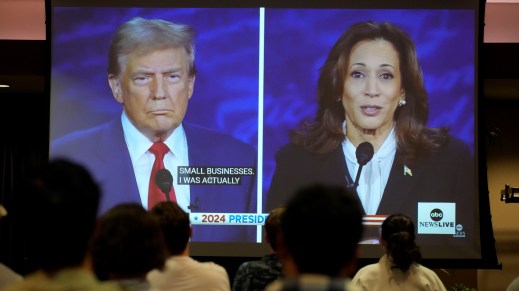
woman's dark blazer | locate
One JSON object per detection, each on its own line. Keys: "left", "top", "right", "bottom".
{"left": 266, "top": 135, "right": 475, "bottom": 246}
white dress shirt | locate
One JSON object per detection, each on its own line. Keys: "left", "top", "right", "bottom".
{"left": 121, "top": 112, "right": 191, "bottom": 212}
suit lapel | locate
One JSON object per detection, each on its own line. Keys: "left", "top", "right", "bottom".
{"left": 97, "top": 119, "right": 141, "bottom": 212}
{"left": 182, "top": 123, "right": 204, "bottom": 207}
{"left": 321, "top": 146, "right": 352, "bottom": 187}
{"left": 377, "top": 152, "right": 422, "bottom": 215}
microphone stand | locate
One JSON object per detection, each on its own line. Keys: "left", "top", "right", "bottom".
{"left": 347, "top": 141, "right": 375, "bottom": 193}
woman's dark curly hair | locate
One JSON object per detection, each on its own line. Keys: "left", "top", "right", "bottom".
{"left": 291, "top": 21, "right": 448, "bottom": 167}
{"left": 381, "top": 213, "right": 422, "bottom": 272}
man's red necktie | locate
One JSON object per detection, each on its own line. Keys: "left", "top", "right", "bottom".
{"left": 148, "top": 141, "right": 176, "bottom": 210}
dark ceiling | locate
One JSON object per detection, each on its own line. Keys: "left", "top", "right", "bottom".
{"left": 0, "top": 40, "right": 46, "bottom": 94}
{"left": 483, "top": 43, "right": 519, "bottom": 100}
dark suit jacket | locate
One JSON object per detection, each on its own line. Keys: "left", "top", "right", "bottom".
{"left": 51, "top": 118, "right": 257, "bottom": 242}
{"left": 266, "top": 136, "right": 475, "bottom": 247}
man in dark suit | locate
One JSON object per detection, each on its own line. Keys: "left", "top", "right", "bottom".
{"left": 50, "top": 17, "right": 257, "bottom": 243}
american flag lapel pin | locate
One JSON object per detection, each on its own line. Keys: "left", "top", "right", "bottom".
{"left": 404, "top": 165, "right": 413, "bottom": 176}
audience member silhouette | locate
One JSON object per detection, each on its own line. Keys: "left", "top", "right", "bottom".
{"left": 2, "top": 158, "right": 122, "bottom": 291}
{"left": 265, "top": 184, "right": 364, "bottom": 291}
{"left": 507, "top": 276, "right": 519, "bottom": 291}
{"left": 146, "top": 201, "right": 230, "bottom": 291}
{"left": 232, "top": 207, "right": 285, "bottom": 291}
{"left": 0, "top": 264, "right": 22, "bottom": 290}
{"left": 90, "top": 203, "right": 168, "bottom": 291}
{"left": 0, "top": 204, "right": 23, "bottom": 288}
{"left": 352, "top": 213, "right": 447, "bottom": 291}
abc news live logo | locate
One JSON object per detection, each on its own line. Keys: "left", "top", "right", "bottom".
{"left": 417, "top": 203, "right": 457, "bottom": 235}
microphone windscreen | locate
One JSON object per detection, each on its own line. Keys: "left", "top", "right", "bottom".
{"left": 155, "top": 168, "right": 173, "bottom": 193}
{"left": 356, "top": 141, "right": 374, "bottom": 166}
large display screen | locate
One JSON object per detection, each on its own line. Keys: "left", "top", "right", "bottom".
{"left": 47, "top": 0, "right": 488, "bottom": 264}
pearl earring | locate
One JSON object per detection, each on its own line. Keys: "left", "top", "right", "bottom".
{"left": 398, "top": 99, "right": 406, "bottom": 107}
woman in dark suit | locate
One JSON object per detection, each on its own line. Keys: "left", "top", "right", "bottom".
{"left": 266, "top": 21, "right": 474, "bottom": 246}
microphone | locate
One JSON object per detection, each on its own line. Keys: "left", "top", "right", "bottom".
{"left": 356, "top": 141, "right": 375, "bottom": 166}
{"left": 351, "top": 141, "right": 375, "bottom": 190}
{"left": 188, "top": 197, "right": 199, "bottom": 210}
{"left": 155, "top": 168, "right": 173, "bottom": 202}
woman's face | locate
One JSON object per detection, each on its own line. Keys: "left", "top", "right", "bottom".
{"left": 342, "top": 39, "right": 404, "bottom": 137}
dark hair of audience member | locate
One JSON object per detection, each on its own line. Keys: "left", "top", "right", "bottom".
{"left": 90, "top": 203, "right": 168, "bottom": 281}
{"left": 281, "top": 184, "right": 363, "bottom": 276}
{"left": 265, "top": 207, "right": 285, "bottom": 251}
{"left": 22, "top": 158, "right": 101, "bottom": 274}
{"left": 381, "top": 213, "right": 422, "bottom": 272}
{"left": 149, "top": 201, "right": 191, "bottom": 256}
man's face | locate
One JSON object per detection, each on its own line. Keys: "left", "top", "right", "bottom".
{"left": 109, "top": 47, "right": 195, "bottom": 141}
